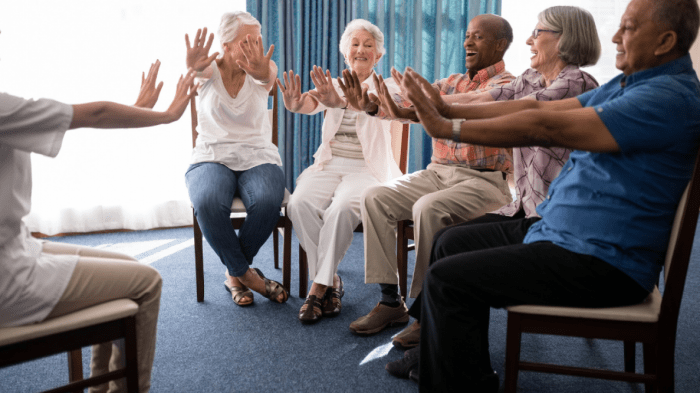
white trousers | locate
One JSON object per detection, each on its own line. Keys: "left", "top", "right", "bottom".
{"left": 288, "top": 157, "right": 380, "bottom": 287}
{"left": 361, "top": 163, "right": 512, "bottom": 297}
{"left": 44, "top": 241, "right": 162, "bottom": 393}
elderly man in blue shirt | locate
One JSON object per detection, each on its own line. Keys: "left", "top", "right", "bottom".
{"left": 395, "top": 0, "right": 700, "bottom": 391}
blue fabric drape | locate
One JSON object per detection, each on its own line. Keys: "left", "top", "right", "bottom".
{"left": 248, "top": 0, "right": 501, "bottom": 191}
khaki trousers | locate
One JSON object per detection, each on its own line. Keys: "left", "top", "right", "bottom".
{"left": 361, "top": 163, "right": 511, "bottom": 298}
{"left": 44, "top": 241, "right": 162, "bottom": 393}
{"left": 288, "top": 157, "right": 380, "bottom": 287}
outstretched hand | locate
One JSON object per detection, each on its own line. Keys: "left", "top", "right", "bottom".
{"left": 402, "top": 68, "right": 452, "bottom": 139}
{"left": 337, "top": 69, "right": 376, "bottom": 113}
{"left": 185, "top": 27, "right": 219, "bottom": 72}
{"left": 237, "top": 34, "right": 274, "bottom": 82}
{"left": 134, "top": 60, "right": 164, "bottom": 108}
{"left": 165, "top": 68, "right": 199, "bottom": 122}
{"left": 308, "top": 65, "right": 345, "bottom": 108}
{"left": 400, "top": 68, "right": 451, "bottom": 118}
{"left": 373, "top": 72, "right": 418, "bottom": 122}
{"left": 277, "top": 70, "right": 305, "bottom": 112}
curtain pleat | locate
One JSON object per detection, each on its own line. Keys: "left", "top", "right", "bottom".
{"left": 249, "top": 0, "right": 501, "bottom": 191}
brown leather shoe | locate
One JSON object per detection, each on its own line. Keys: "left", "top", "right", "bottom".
{"left": 392, "top": 320, "right": 420, "bottom": 348}
{"left": 298, "top": 295, "right": 323, "bottom": 324}
{"left": 349, "top": 301, "right": 409, "bottom": 335}
{"left": 322, "top": 275, "right": 344, "bottom": 317}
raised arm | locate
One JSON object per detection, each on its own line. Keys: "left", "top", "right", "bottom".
{"left": 237, "top": 34, "right": 276, "bottom": 91}
{"left": 402, "top": 68, "right": 619, "bottom": 153}
{"left": 134, "top": 60, "right": 164, "bottom": 108}
{"left": 185, "top": 27, "right": 219, "bottom": 79}
{"left": 277, "top": 70, "right": 320, "bottom": 114}
{"left": 70, "top": 70, "right": 197, "bottom": 129}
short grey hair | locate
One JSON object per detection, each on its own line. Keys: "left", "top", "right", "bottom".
{"left": 218, "top": 11, "right": 261, "bottom": 51}
{"left": 339, "top": 19, "right": 386, "bottom": 68}
{"left": 538, "top": 6, "right": 601, "bottom": 67}
{"left": 652, "top": 0, "right": 700, "bottom": 54}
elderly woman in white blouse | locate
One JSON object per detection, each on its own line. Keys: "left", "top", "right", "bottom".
{"left": 185, "top": 11, "right": 288, "bottom": 307}
{"left": 278, "top": 19, "right": 402, "bottom": 324}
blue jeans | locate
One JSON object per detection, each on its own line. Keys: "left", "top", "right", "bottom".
{"left": 185, "top": 162, "right": 285, "bottom": 277}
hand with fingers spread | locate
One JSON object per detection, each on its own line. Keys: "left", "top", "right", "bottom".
{"left": 401, "top": 69, "right": 452, "bottom": 139}
{"left": 337, "top": 69, "right": 377, "bottom": 113}
{"left": 308, "top": 65, "right": 345, "bottom": 108}
{"left": 374, "top": 72, "right": 418, "bottom": 122}
{"left": 237, "top": 34, "right": 274, "bottom": 82}
{"left": 134, "top": 60, "right": 164, "bottom": 108}
{"left": 185, "top": 27, "right": 220, "bottom": 72}
{"left": 401, "top": 67, "right": 452, "bottom": 118}
{"left": 277, "top": 70, "right": 306, "bottom": 112}
{"left": 165, "top": 68, "right": 199, "bottom": 123}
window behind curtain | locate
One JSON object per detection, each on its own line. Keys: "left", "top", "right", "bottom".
{"left": 0, "top": 0, "right": 244, "bottom": 235}
{"left": 502, "top": 0, "right": 627, "bottom": 85}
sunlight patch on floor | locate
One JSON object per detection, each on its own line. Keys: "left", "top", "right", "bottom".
{"left": 359, "top": 342, "right": 394, "bottom": 365}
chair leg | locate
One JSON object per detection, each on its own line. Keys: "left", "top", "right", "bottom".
{"left": 643, "top": 342, "right": 658, "bottom": 393}
{"left": 273, "top": 229, "right": 280, "bottom": 270}
{"left": 624, "top": 340, "right": 636, "bottom": 373}
{"left": 396, "top": 221, "right": 409, "bottom": 300}
{"left": 193, "top": 211, "right": 205, "bottom": 302}
{"left": 656, "top": 342, "right": 674, "bottom": 393}
{"left": 299, "top": 244, "right": 308, "bottom": 298}
{"left": 504, "top": 313, "right": 523, "bottom": 393}
{"left": 124, "top": 316, "right": 140, "bottom": 393}
{"left": 282, "top": 219, "right": 292, "bottom": 294}
{"left": 67, "top": 349, "right": 83, "bottom": 392}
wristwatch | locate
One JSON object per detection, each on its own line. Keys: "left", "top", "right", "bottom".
{"left": 452, "top": 118, "right": 464, "bottom": 142}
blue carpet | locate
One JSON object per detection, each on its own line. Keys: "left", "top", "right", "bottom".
{"left": 2, "top": 226, "right": 700, "bottom": 392}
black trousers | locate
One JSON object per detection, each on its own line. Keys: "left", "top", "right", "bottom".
{"left": 416, "top": 214, "right": 649, "bottom": 392}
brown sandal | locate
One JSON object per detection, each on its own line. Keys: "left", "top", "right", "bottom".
{"left": 322, "top": 275, "right": 344, "bottom": 317}
{"left": 224, "top": 281, "right": 254, "bottom": 307}
{"left": 298, "top": 295, "right": 323, "bottom": 324}
{"left": 253, "top": 268, "right": 289, "bottom": 304}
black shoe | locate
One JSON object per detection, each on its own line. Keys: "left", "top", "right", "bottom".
{"left": 409, "top": 367, "right": 419, "bottom": 384}
{"left": 385, "top": 346, "right": 419, "bottom": 379}
{"left": 478, "top": 371, "right": 499, "bottom": 393}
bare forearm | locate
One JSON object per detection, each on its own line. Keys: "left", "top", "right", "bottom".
{"left": 70, "top": 102, "right": 176, "bottom": 129}
{"left": 447, "top": 99, "right": 541, "bottom": 120}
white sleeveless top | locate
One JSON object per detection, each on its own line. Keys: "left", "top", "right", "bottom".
{"left": 191, "top": 61, "right": 282, "bottom": 171}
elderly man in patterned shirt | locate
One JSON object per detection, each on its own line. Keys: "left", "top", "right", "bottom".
{"left": 344, "top": 14, "right": 516, "bottom": 338}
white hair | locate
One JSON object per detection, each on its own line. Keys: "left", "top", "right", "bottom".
{"left": 339, "top": 19, "right": 386, "bottom": 68}
{"left": 218, "top": 11, "right": 261, "bottom": 51}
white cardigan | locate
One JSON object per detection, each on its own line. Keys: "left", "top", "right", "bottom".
{"left": 304, "top": 72, "right": 402, "bottom": 183}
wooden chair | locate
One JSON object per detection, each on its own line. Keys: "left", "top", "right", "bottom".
{"left": 297, "top": 121, "right": 410, "bottom": 298}
{"left": 190, "top": 89, "right": 293, "bottom": 302}
{"left": 503, "top": 149, "right": 700, "bottom": 393}
{"left": 0, "top": 299, "right": 139, "bottom": 393}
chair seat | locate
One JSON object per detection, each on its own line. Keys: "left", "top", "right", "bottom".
{"left": 506, "top": 287, "right": 660, "bottom": 323}
{"left": 0, "top": 299, "right": 139, "bottom": 347}
{"left": 230, "top": 188, "right": 290, "bottom": 213}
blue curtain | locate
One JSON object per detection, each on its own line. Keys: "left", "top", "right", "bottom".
{"left": 248, "top": 0, "right": 502, "bottom": 191}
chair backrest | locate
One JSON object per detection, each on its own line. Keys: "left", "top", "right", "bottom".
{"left": 390, "top": 121, "right": 410, "bottom": 174}
{"left": 190, "top": 88, "right": 279, "bottom": 148}
{"left": 659, "top": 148, "right": 700, "bottom": 329}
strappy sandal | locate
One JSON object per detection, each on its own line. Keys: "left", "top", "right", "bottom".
{"left": 253, "top": 268, "right": 289, "bottom": 304}
{"left": 298, "top": 295, "right": 323, "bottom": 324}
{"left": 224, "top": 281, "right": 254, "bottom": 307}
{"left": 322, "top": 275, "right": 344, "bottom": 317}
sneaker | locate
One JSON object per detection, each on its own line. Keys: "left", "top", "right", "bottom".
{"left": 392, "top": 320, "right": 420, "bottom": 348}
{"left": 385, "top": 346, "right": 420, "bottom": 379}
{"left": 349, "top": 301, "right": 409, "bottom": 335}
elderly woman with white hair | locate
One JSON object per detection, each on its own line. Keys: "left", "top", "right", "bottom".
{"left": 184, "top": 11, "right": 288, "bottom": 307}
{"left": 278, "top": 19, "right": 402, "bottom": 324}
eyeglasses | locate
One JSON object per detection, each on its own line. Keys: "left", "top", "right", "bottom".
{"left": 531, "top": 29, "right": 560, "bottom": 39}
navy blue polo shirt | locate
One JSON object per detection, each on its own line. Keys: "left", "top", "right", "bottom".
{"left": 524, "top": 55, "right": 700, "bottom": 292}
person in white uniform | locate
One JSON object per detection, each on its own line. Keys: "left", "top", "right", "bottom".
{"left": 0, "top": 56, "right": 197, "bottom": 393}
{"left": 184, "top": 12, "right": 288, "bottom": 307}
{"left": 277, "top": 19, "right": 402, "bottom": 324}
